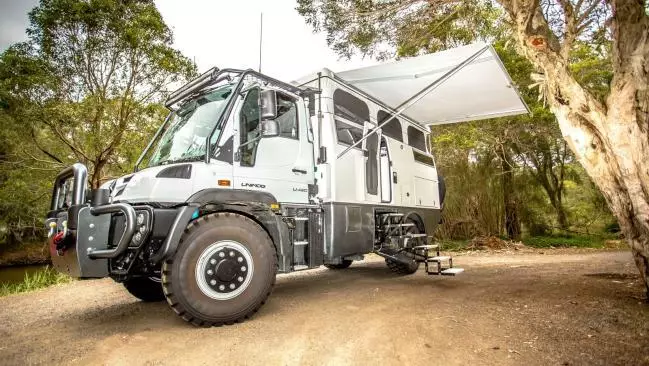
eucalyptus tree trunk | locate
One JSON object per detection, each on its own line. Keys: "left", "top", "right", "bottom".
{"left": 499, "top": 0, "right": 649, "bottom": 296}
{"left": 498, "top": 148, "right": 521, "bottom": 240}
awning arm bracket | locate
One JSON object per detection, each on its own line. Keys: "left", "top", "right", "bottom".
{"left": 336, "top": 45, "right": 490, "bottom": 160}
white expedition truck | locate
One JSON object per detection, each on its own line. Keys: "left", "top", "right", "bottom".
{"left": 45, "top": 42, "right": 528, "bottom": 326}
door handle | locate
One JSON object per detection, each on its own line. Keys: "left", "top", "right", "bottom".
{"left": 292, "top": 168, "right": 308, "bottom": 174}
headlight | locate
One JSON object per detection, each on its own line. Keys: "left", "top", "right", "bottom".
{"left": 129, "top": 209, "right": 151, "bottom": 247}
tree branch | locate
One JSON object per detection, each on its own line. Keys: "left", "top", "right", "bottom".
{"left": 30, "top": 128, "right": 63, "bottom": 164}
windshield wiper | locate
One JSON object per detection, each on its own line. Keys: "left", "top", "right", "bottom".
{"left": 160, "top": 154, "right": 205, "bottom": 165}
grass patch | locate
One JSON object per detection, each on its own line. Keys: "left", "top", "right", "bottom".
{"left": 437, "top": 239, "right": 471, "bottom": 251}
{"left": 0, "top": 266, "right": 71, "bottom": 297}
{"left": 523, "top": 234, "right": 615, "bottom": 249}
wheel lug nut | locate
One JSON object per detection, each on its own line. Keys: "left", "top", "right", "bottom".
{"left": 229, "top": 251, "right": 234, "bottom": 257}
{"left": 210, "top": 259, "right": 216, "bottom": 264}
{"left": 237, "top": 257, "right": 243, "bottom": 262}
{"left": 210, "top": 279, "right": 216, "bottom": 285}
{"left": 229, "top": 283, "right": 235, "bottom": 289}
{"left": 219, "top": 285, "right": 225, "bottom": 291}
{"left": 219, "top": 252, "right": 225, "bottom": 258}
{"left": 207, "top": 269, "right": 213, "bottom": 275}
{"left": 241, "top": 266, "right": 246, "bottom": 272}
{"left": 238, "top": 276, "right": 243, "bottom": 282}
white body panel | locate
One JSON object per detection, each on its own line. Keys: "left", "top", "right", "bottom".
{"left": 301, "top": 74, "right": 441, "bottom": 210}
{"left": 103, "top": 161, "right": 234, "bottom": 204}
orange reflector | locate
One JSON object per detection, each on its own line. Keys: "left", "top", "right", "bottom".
{"left": 218, "top": 179, "right": 231, "bottom": 186}
{"left": 270, "top": 203, "right": 280, "bottom": 210}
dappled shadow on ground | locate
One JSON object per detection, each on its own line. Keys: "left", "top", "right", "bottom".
{"left": 584, "top": 272, "right": 640, "bottom": 280}
{"left": 1, "top": 251, "right": 648, "bottom": 365}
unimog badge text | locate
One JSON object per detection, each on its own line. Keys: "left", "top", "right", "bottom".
{"left": 241, "top": 182, "right": 266, "bottom": 189}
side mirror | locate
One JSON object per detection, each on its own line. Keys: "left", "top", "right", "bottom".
{"left": 260, "top": 90, "right": 277, "bottom": 121}
{"left": 261, "top": 119, "right": 279, "bottom": 137}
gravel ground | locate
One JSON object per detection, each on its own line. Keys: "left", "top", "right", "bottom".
{"left": 0, "top": 249, "right": 647, "bottom": 366}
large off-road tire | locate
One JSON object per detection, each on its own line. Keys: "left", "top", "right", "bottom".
{"left": 123, "top": 276, "right": 166, "bottom": 302}
{"left": 385, "top": 255, "right": 419, "bottom": 275}
{"left": 385, "top": 216, "right": 422, "bottom": 275}
{"left": 162, "top": 212, "right": 277, "bottom": 327}
{"left": 324, "top": 259, "right": 353, "bottom": 270}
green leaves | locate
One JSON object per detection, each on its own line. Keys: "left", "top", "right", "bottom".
{"left": 0, "top": 0, "right": 196, "bottom": 246}
{"left": 2, "top": 0, "right": 197, "bottom": 188}
{"left": 297, "top": 0, "right": 502, "bottom": 60}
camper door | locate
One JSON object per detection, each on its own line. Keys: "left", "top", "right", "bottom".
{"left": 362, "top": 122, "right": 381, "bottom": 203}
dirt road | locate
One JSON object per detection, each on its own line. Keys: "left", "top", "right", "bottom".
{"left": 0, "top": 249, "right": 647, "bottom": 365}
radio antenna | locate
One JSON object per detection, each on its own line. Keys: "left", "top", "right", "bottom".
{"left": 258, "top": 13, "right": 263, "bottom": 72}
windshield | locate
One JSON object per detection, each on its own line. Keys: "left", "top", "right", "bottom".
{"left": 148, "top": 86, "right": 233, "bottom": 167}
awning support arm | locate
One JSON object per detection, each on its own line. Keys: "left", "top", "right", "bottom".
{"left": 336, "top": 45, "right": 490, "bottom": 159}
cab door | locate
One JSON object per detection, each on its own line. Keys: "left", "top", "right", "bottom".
{"left": 233, "top": 88, "right": 314, "bottom": 203}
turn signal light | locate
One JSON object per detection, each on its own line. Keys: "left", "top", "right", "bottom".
{"left": 218, "top": 179, "right": 231, "bottom": 186}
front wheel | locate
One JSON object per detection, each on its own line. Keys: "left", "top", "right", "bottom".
{"left": 162, "top": 212, "right": 277, "bottom": 327}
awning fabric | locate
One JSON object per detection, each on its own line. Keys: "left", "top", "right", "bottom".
{"left": 335, "top": 42, "right": 529, "bottom": 127}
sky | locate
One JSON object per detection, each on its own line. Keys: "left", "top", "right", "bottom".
{"left": 0, "top": 0, "right": 379, "bottom": 82}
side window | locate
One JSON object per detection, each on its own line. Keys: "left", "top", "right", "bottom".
{"left": 276, "top": 93, "right": 298, "bottom": 139}
{"left": 333, "top": 89, "right": 369, "bottom": 126}
{"left": 239, "top": 88, "right": 260, "bottom": 167}
{"left": 213, "top": 119, "right": 234, "bottom": 165}
{"left": 407, "top": 126, "right": 427, "bottom": 152}
{"left": 413, "top": 150, "right": 435, "bottom": 167}
{"left": 378, "top": 110, "right": 403, "bottom": 142}
{"left": 335, "top": 119, "right": 363, "bottom": 148}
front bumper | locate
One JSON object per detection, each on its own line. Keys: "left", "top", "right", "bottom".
{"left": 45, "top": 164, "right": 184, "bottom": 278}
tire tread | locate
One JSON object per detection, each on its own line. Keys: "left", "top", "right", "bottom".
{"left": 162, "top": 212, "right": 277, "bottom": 327}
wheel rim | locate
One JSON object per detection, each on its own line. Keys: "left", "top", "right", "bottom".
{"left": 195, "top": 240, "right": 254, "bottom": 300}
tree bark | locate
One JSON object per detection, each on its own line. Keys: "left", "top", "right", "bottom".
{"left": 90, "top": 159, "right": 107, "bottom": 189}
{"left": 555, "top": 203, "right": 568, "bottom": 230}
{"left": 498, "top": 0, "right": 649, "bottom": 296}
{"left": 499, "top": 148, "right": 521, "bottom": 240}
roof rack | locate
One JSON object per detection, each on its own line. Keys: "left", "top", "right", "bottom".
{"left": 165, "top": 68, "right": 306, "bottom": 109}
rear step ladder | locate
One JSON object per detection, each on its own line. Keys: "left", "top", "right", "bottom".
{"left": 415, "top": 240, "right": 464, "bottom": 276}
{"left": 377, "top": 211, "right": 464, "bottom": 277}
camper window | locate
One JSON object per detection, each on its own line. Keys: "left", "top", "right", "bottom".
{"left": 407, "top": 126, "right": 427, "bottom": 152}
{"left": 377, "top": 110, "right": 403, "bottom": 142}
{"left": 335, "top": 119, "right": 363, "bottom": 148}
{"left": 413, "top": 150, "right": 435, "bottom": 167}
{"left": 333, "top": 89, "right": 369, "bottom": 125}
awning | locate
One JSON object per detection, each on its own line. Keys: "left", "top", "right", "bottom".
{"left": 335, "top": 42, "right": 529, "bottom": 127}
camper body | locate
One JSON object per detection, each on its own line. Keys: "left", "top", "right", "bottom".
{"left": 45, "top": 43, "right": 527, "bottom": 326}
